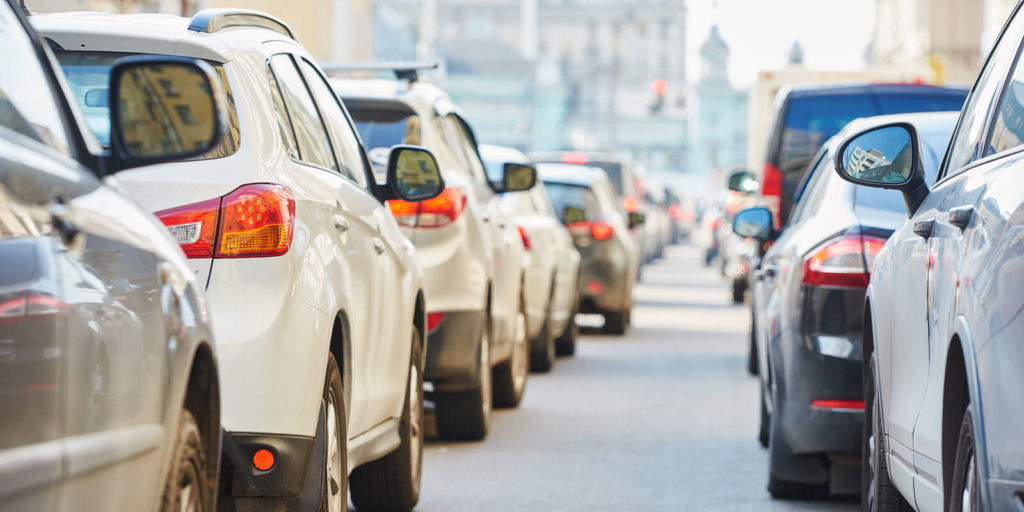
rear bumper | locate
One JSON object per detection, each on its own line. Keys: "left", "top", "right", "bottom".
{"left": 577, "top": 241, "right": 633, "bottom": 314}
{"left": 222, "top": 431, "right": 314, "bottom": 498}
{"left": 424, "top": 310, "right": 485, "bottom": 392}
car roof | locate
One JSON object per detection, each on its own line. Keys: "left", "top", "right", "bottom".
{"left": 331, "top": 77, "right": 462, "bottom": 117}
{"left": 479, "top": 144, "right": 529, "bottom": 165}
{"left": 32, "top": 10, "right": 297, "bottom": 63}
{"left": 536, "top": 162, "right": 609, "bottom": 186}
{"left": 784, "top": 83, "right": 969, "bottom": 99}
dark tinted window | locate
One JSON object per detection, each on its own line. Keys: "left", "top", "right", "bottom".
{"left": 874, "top": 93, "right": 967, "bottom": 115}
{"left": 55, "top": 51, "right": 240, "bottom": 158}
{"left": 350, "top": 108, "right": 421, "bottom": 157}
{"left": 779, "top": 95, "right": 877, "bottom": 181}
{"left": 854, "top": 130, "right": 951, "bottom": 211}
{"left": 269, "top": 54, "right": 337, "bottom": 171}
{"left": 544, "top": 182, "right": 602, "bottom": 220}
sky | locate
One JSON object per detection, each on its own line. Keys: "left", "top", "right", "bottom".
{"left": 685, "top": 0, "right": 877, "bottom": 87}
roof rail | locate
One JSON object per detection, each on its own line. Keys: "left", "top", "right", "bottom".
{"left": 188, "top": 9, "right": 296, "bottom": 40}
{"left": 320, "top": 61, "right": 439, "bottom": 81}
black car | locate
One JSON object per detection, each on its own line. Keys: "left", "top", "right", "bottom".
{"left": 0, "top": 1, "right": 224, "bottom": 508}
{"left": 759, "top": 84, "right": 968, "bottom": 228}
{"left": 733, "top": 111, "right": 959, "bottom": 499}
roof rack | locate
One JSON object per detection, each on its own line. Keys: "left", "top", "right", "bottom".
{"left": 320, "top": 61, "right": 439, "bottom": 82}
{"left": 188, "top": 9, "right": 296, "bottom": 40}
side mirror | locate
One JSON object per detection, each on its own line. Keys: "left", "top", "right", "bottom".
{"left": 728, "top": 170, "right": 759, "bottom": 194}
{"left": 492, "top": 163, "right": 537, "bottom": 193}
{"left": 628, "top": 212, "right": 646, "bottom": 228}
{"left": 562, "top": 206, "right": 586, "bottom": 224}
{"left": 386, "top": 145, "right": 445, "bottom": 201}
{"left": 732, "top": 207, "right": 773, "bottom": 241}
{"left": 109, "top": 56, "right": 226, "bottom": 169}
{"left": 834, "top": 122, "right": 928, "bottom": 215}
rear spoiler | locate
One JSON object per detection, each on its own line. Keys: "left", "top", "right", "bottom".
{"left": 320, "top": 61, "right": 439, "bottom": 81}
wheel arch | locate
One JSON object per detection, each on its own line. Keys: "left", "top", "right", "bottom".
{"left": 941, "top": 318, "right": 987, "bottom": 508}
{"left": 329, "top": 310, "right": 354, "bottom": 426}
{"left": 414, "top": 290, "right": 426, "bottom": 351}
{"left": 183, "top": 341, "right": 220, "bottom": 485}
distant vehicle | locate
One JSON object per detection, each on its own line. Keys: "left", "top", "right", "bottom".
{"left": 38, "top": 11, "right": 446, "bottom": 511}
{"left": 480, "top": 145, "right": 582, "bottom": 369}
{"left": 538, "top": 163, "right": 641, "bottom": 335}
{"left": 334, "top": 67, "right": 535, "bottom": 437}
{"left": 1, "top": 1, "right": 221, "bottom": 509}
{"left": 735, "top": 111, "right": 958, "bottom": 500}
{"left": 759, "top": 83, "right": 968, "bottom": 227}
{"left": 833, "top": 5, "right": 1024, "bottom": 509}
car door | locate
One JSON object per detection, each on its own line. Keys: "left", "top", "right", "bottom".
{"left": 267, "top": 53, "right": 387, "bottom": 435}
{"left": 298, "top": 57, "right": 412, "bottom": 417}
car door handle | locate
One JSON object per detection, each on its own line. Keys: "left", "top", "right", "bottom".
{"left": 373, "top": 238, "right": 386, "bottom": 255}
{"left": 332, "top": 215, "right": 351, "bottom": 234}
{"left": 913, "top": 218, "right": 935, "bottom": 238}
{"left": 948, "top": 206, "right": 974, "bottom": 231}
{"left": 755, "top": 266, "right": 776, "bottom": 280}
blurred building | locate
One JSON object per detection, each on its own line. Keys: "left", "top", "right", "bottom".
{"left": 871, "top": 0, "right": 1015, "bottom": 86}
{"left": 24, "top": 0, "right": 374, "bottom": 61}
{"left": 688, "top": 25, "right": 746, "bottom": 185}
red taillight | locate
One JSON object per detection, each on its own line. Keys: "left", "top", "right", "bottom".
{"left": 762, "top": 162, "right": 783, "bottom": 228}
{"left": 0, "top": 295, "right": 63, "bottom": 322}
{"left": 156, "top": 198, "right": 221, "bottom": 258}
{"left": 561, "top": 152, "right": 589, "bottom": 165}
{"left": 811, "top": 399, "right": 865, "bottom": 411}
{"left": 156, "top": 184, "right": 296, "bottom": 259}
{"left": 668, "top": 204, "right": 683, "bottom": 220}
{"left": 426, "top": 312, "right": 445, "bottom": 332}
{"left": 389, "top": 187, "right": 466, "bottom": 228}
{"left": 623, "top": 196, "right": 639, "bottom": 213}
{"left": 567, "top": 220, "right": 615, "bottom": 241}
{"left": 517, "top": 226, "right": 532, "bottom": 250}
{"left": 802, "top": 234, "right": 887, "bottom": 289}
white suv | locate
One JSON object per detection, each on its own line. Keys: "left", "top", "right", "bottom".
{"left": 37, "top": 10, "right": 443, "bottom": 511}
{"left": 333, "top": 69, "right": 536, "bottom": 436}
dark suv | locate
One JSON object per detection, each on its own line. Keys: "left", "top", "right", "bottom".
{"left": 760, "top": 84, "right": 968, "bottom": 227}
{"left": 0, "top": 1, "right": 224, "bottom": 509}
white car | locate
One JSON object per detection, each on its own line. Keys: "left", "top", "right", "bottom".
{"left": 480, "top": 144, "right": 582, "bottom": 369}
{"left": 38, "top": 10, "right": 444, "bottom": 511}
{"left": 334, "top": 69, "right": 536, "bottom": 431}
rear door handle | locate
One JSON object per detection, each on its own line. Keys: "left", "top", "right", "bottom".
{"left": 332, "top": 215, "right": 351, "bottom": 234}
{"left": 948, "top": 206, "right": 974, "bottom": 231}
{"left": 913, "top": 218, "right": 935, "bottom": 238}
{"left": 373, "top": 238, "right": 385, "bottom": 255}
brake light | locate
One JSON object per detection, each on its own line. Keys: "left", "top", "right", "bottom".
{"left": 517, "top": 226, "right": 532, "bottom": 250}
{"left": 156, "top": 184, "right": 295, "bottom": 259}
{"left": 157, "top": 198, "right": 221, "bottom": 258}
{"left": 762, "top": 162, "right": 782, "bottom": 228}
{"left": 0, "top": 295, "right": 63, "bottom": 324}
{"left": 426, "top": 312, "right": 445, "bottom": 332}
{"left": 389, "top": 187, "right": 466, "bottom": 228}
{"left": 561, "top": 152, "right": 589, "bottom": 165}
{"left": 802, "top": 234, "right": 887, "bottom": 289}
{"left": 623, "top": 196, "right": 639, "bottom": 213}
{"left": 668, "top": 204, "right": 683, "bottom": 220}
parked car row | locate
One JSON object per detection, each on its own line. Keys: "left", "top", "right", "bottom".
{"left": 732, "top": 3, "right": 1024, "bottom": 510}
{"left": 0, "top": 5, "right": 612, "bottom": 511}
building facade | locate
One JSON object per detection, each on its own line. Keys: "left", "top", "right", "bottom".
{"left": 688, "top": 25, "right": 747, "bottom": 186}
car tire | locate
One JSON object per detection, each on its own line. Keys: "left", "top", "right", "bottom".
{"left": 529, "top": 295, "right": 556, "bottom": 373}
{"left": 160, "top": 409, "right": 214, "bottom": 512}
{"left": 732, "top": 279, "right": 746, "bottom": 304}
{"left": 493, "top": 301, "right": 529, "bottom": 408}
{"left": 434, "top": 324, "right": 491, "bottom": 441}
{"left": 350, "top": 330, "right": 424, "bottom": 511}
{"left": 747, "top": 315, "right": 759, "bottom": 376}
{"left": 949, "top": 410, "right": 981, "bottom": 512}
{"left": 758, "top": 381, "right": 769, "bottom": 448}
{"left": 555, "top": 304, "right": 578, "bottom": 357}
{"left": 862, "top": 352, "right": 913, "bottom": 512}
{"left": 320, "top": 354, "right": 347, "bottom": 512}
{"left": 603, "top": 310, "right": 628, "bottom": 335}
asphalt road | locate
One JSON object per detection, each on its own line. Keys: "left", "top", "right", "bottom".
{"left": 415, "top": 243, "right": 859, "bottom": 511}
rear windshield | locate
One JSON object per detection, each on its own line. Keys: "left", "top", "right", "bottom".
{"left": 53, "top": 51, "right": 240, "bottom": 158}
{"left": 854, "top": 130, "right": 952, "bottom": 212}
{"left": 349, "top": 108, "right": 421, "bottom": 151}
{"left": 544, "top": 182, "right": 601, "bottom": 220}
{"left": 0, "top": 243, "right": 39, "bottom": 287}
{"left": 534, "top": 157, "right": 632, "bottom": 197}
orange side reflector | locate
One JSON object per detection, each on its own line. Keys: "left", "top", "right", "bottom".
{"left": 253, "top": 449, "right": 274, "bottom": 471}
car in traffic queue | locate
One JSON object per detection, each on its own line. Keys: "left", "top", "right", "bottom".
{"left": 480, "top": 144, "right": 582, "bottom": 370}
{"left": 833, "top": 4, "right": 1024, "bottom": 509}
{"left": 759, "top": 83, "right": 969, "bottom": 229}
{"left": 537, "top": 163, "right": 641, "bottom": 335}
{"left": 0, "top": 1, "right": 223, "bottom": 509}
{"left": 331, "top": 65, "right": 536, "bottom": 433}
{"left": 733, "top": 111, "right": 960, "bottom": 500}
{"left": 37, "top": 11, "right": 446, "bottom": 511}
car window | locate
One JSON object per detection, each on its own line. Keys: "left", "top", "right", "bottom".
{"left": 55, "top": 50, "right": 240, "bottom": 159}
{"left": 350, "top": 108, "right": 421, "bottom": 150}
{"left": 787, "top": 149, "right": 831, "bottom": 226}
{"left": 441, "top": 115, "right": 488, "bottom": 183}
{"left": 779, "top": 95, "right": 877, "bottom": 185}
{"left": 0, "top": 6, "right": 71, "bottom": 156}
{"left": 298, "top": 59, "right": 371, "bottom": 190}
{"left": 944, "top": 11, "right": 1024, "bottom": 175}
{"left": 986, "top": 50, "right": 1024, "bottom": 156}
{"left": 544, "top": 182, "right": 601, "bottom": 220}
{"left": 791, "top": 150, "right": 828, "bottom": 208}
{"left": 268, "top": 54, "right": 338, "bottom": 172}
{"left": 265, "top": 64, "right": 299, "bottom": 160}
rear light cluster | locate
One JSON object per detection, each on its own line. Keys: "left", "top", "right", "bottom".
{"left": 0, "top": 295, "right": 63, "bottom": 322}
{"left": 156, "top": 184, "right": 295, "bottom": 259}
{"left": 389, "top": 187, "right": 466, "bottom": 228}
{"left": 517, "top": 226, "right": 532, "bottom": 250}
{"left": 761, "top": 162, "right": 783, "bottom": 229}
{"left": 567, "top": 220, "right": 614, "bottom": 241}
{"left": 801, "top": 234, "right": 887, "bottom": 289}
{"left": 623, "top": 196, "right": 639, "bottom": 214}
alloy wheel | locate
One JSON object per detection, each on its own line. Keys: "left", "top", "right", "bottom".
{"left": 409, "top": 355, "right": 423, "bottom": 496}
